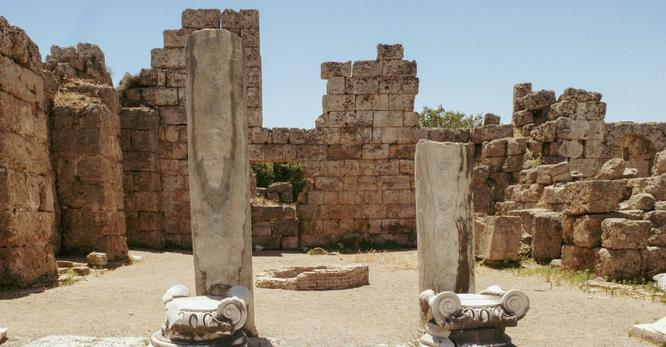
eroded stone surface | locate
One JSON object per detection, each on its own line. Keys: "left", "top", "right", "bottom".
{"left": 186, "top": 29, "right": 255, "bottom": 334}
{"left": 256, "top": 265, "right": 369, "bottom": 290}
{"left": 415, "top": 140, "right": 474, "bottom": 296}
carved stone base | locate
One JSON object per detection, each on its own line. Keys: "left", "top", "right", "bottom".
{"left": 151, "top": 330, "right": 247, "bottom": 347}
{"left": 449, "top": 328, "right": 514, "bottom": 347}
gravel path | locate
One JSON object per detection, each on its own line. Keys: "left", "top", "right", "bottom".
{"left": 0, "top": 250, "right": 663, "bottom": 346}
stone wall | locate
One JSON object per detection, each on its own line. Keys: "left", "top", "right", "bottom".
{"left": 46, "top": 44, "right": 127, "bottom": 261}
{"left": 119, "top": 9, "right": 261, "bottom": 248}
{"left": 0, "top": 17, "right": 58, "bottom": 286}
{"left": 120, "top": 107, "right": 162, "bottom": 248}
{"left": 252, "top": 203, "right": 298, "bottom": 250}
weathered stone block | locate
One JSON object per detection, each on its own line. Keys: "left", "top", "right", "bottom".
{"left": 531, "top": 211, "right": 562, "bottom": 262}
{"left": 321, "top": 61, "right": 351, "bottom": 79}
{"left": 181, "top": 9, "right": 221, "bottom": 29}
{"left": 561, "top": 245, "right": 597, "bottom": 271}
{"left": 353, "top": 60, "right": 381, "bottom": 77}
{"left": 518, "top": 90, "right": 556, "bottom": 111}
{"left": 382, "top": 60, "right": 417, "bottom": 76}
{"left": 563, "top": 180, "right": 629, "bottom": 215}
{"left": 595, "top": 248, "right": 642, "bottom": 279}
{"left": 477, "top": 216, "right": 522, "bottom": 261}
{"left": 377, "top": 44, "right": 404, "bottom": 60}
{"left": 600, "top": 218, "right": 650, "bottom": 249}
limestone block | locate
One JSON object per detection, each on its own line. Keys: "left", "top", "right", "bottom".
{"left": 600, "top": 218, "right": 650, "bottom": 249}
{"left": 388, "top": 94, "right": 415, "bottom": 111}
{"left": 506, "top": 137, "right": 527, "bottom": 155}
{"left": 377, "top": 44, "right": 404, "bottom": 60}
{"left": 619, "top": 193, "right": 656, "bottom": 211}
{"left": 531, "top": 211, "right": 562, "bottom": 262}
{"left": 562, "top": 180, "right": 629, "bottom": 215}
{"left": 86, "top": 252, "right": 108, "bottom": 268}
{"left": 559, "top": 88, "right": 602, "bottom": 102}
{"left": 561, "top": 245, "right": 597, "bottom": 271}
{"left": 481, "top": 139, "right": 507, "bottom": 157}
{"left": 142, "top": 87, "right": 178, "bottom": 106}
{"left": 151, "top": 48, "right": 185, "bottom": 69}
{"left": 163, "top": 29, "right": 196, "bottom": 48}
{"left": 481, "top": 124, "right": 513, "bottom": 141}
{"left": 382, "top": 60, "right": 417, "bottom": 76}
{"left": 512, "top": 82, "right": 532, "bottom": 111}
{"left": 477, "top": 216, "right": 522, "bottom": 261}
{"left": 628, "top": 175, "right": 666, "bottom": 201}
{"left": 595, "top": 248, "right": 642, "bottom": 279}
{"left": 512, "top": 110, "right": 534, "bottom": 128}
{"left": 557, "top": 140, "right": 584, "bottom": 158}
{"left": 594, "top": 158, "right": 625, "bottom": 180}
{"left": 518, "top": 90, "right": 556, "bottom": 111}
{"left": 353, "top": 60, "right": 382, "bottom": 77}
{"left": 356, "top": 93, "right": 387, "bottom": 111}
{"left": 325, "top": 77, "right": 346, "bottom": 95}
{"left": 572, "top": 214, "right": 607, "bottom": 248}
{"left": 181, "top": 9, "right": 221, "bottom": 29}
{"left": 572, "top": 102, "right": 606, "bottom": 120}
{"left": 529, "top": 121, "right": 557, "bottom": 142}
{"left": 346, "top": 77, "right": 379, "bottom": 94}
{"left": 185, "top": 29, "right": 254, "bottom": 334}
{"left": 415, "top": 140, "right": 474, "bottom": 297}
{"left": 540, "top": 184, "right": 567, "bottom": 205}
{"left": 653, "top": 150, "right": 666, "bottom": 175}
{"left": 646, "top": 247, "right": 666, "bottom": 277}
{"left": 482, "top": 113, "right": 500, "bottom": 126}
{"left": 506, "top": 184, "right": 543, "bottom": 203}
{"left": 321, "top": 62, "right": 352, "bottom": 80}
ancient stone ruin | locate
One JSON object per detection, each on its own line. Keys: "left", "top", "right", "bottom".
{"left": 0, "top": 7, "right": 665, "bottom": 290}
{"left": 256, "top": 265, "right": 369, "bottom": 291}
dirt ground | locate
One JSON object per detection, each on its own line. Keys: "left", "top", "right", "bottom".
{"left": 0, "top": 250, "right": 663, "bottom": 347}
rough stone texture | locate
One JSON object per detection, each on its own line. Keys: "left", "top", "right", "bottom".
{"left": 256, "top": 265, "right": 369, "bottom": 290}
{"left": 120, "top": 107, "right": 163, "bottom": 248}
{"left": 185, "top": 29, "right": 255, "bottom": 335}
{"left": 530, "top": 211, "right": 562, "bottom": 262}
{"left": 116, "top": 9, "right": 262, "bottom": 249}
{"left": 600, "top": 218, "right": 650, "bottom": 249}
{"left": 251, "top": 204, "right": 297, "bottom": 250}
{"left": 23, "top": 336, "right": 148, "bottom": 347}
{"left": 0, "top": 17, "right": 58, "bottom": 287}
{"left": 594, "top": 158, "right": 625, "bottom": 180}
{"left": 646, "top": 246, "right": 666, "bottom": 277}
{"left": 595, "top": 248, "right": 643, "bottom": 279}
{"left": 477, "top": 216, "right": 522, "bottom": 261}
{"left": 562, "top": 180, "right": 629, "bottom": 215}
{"left": 47, "top": 45, "right": 127, "bottom": 262}
{"left": 561, "top": 245, "right": 597, "bottom": 271}
{"left": 619, "top": 192, "right": 656, "bottom": 211}
{"left": 653, "top": 150, "right": 666, "bottom": 175}
{"left": 415, "top": 140, "right": 474, "bottom": 295}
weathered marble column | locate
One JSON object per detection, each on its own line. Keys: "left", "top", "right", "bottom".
{"left": 186, "top": 29, "right": 255, "bottom": 336}
{"left": 415, "top": 140, "right": 475, "bottom": 301}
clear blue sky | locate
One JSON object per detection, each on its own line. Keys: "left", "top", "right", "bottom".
{"left": 2, "top": 1, "right": 664, "bottom": 127}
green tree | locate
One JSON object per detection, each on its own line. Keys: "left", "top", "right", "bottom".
{"left": 251, "top": 162, "right": 306, "bottom": 199}
{"left": 418, "top": 104, "right": 482, "bottom": 129}
{"left": 251, "top": 162, "right": 274, "bottom": 187}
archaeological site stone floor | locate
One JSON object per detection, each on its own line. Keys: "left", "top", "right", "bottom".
{"left": 0, "top": 250, "right": 663, "bottom": 347}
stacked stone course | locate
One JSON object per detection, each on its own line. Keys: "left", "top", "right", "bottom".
{"left": 46, "top": 44, "right": 127, "bottom": 261}
{"left": 119, "top": 9, "right": 261, "bottom": 248}
{"left": 0, "top": 17, "right": 58, "bottom": 286}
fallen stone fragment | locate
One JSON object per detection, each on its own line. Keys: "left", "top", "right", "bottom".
{"left": 0, "top": 326, "right": 6, "bottom": 342}
{"left": 518, "top": 90, "right": 556, "bottom": 111}
{"left": 563, "top": 180, "right": 629, "bottom": 215}
{"left": 594, "top": 158, "right": 625, "bottom": 180}
{"left": 623, "top": 167, "right": 638, "bottom": 178}
{"left": 629, "top": 317, "right": 666, "bottom": 345}
{"left": 619, "top": 193, "right": 656, "bottom": 211}
{"left": 72, "top": 266, "right": 91, "bottom": 276}
{"left": 655, "top": 273, "right": 666, "bottom": 292}
{"left": 86, "top": 252, "right": 108, "bottom": 268}
{"left": 653, "top": 150, "right": 666, "bottom": 175}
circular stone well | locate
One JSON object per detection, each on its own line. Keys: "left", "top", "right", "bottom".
{"left": 256, "top": 264, "right": 369, "bottom": 290}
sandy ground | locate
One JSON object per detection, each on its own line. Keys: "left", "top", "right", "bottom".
{"left": 0, "top": 250, "right": 664, "bottom": 347}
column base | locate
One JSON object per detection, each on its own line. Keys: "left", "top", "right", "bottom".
{"left": 151, "top": 330, "right": 247, "bottom": 347}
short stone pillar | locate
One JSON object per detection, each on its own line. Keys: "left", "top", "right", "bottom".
{"left": 415, "top": 140, "right": 475, "bottom": 322}
{"left": 186, "top": 29, "right": 256, "bottom": 336}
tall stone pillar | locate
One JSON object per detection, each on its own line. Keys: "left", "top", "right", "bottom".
{"left": 415, "top": 140, "right": 475, "bottom": 303}
{"left": 186, "top": 29, "right": 255, "bottom": 336}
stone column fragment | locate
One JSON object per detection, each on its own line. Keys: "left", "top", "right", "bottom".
{"left": 416, "top": 140, "right": 475, "bottom": 296}
{"left": 185, "top": 29, "right": 255, "bottom": 335}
